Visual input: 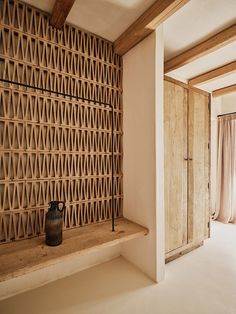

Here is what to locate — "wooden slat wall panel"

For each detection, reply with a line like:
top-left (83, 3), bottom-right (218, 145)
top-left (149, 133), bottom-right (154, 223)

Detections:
top-left (0, 0), bottom-right (123, 243)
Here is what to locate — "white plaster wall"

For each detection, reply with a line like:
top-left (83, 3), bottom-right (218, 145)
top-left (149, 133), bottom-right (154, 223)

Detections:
top-left (210, 92), bottom-right (236, 213)
top-left (221, 92), bottom-right (236, 114)
top-left (122, 28), bottom-right (165, 282)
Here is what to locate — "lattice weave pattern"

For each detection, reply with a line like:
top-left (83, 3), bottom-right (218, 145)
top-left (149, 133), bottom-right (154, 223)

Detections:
top-left (0, 0), bottom-right (123, 243)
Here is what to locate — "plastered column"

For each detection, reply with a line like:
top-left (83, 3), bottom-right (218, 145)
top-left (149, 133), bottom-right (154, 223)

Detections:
top-left (122, 27), bottom-right (165, 282)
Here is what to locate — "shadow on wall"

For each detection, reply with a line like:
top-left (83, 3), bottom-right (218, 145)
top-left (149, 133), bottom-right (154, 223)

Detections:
top-left (0, 257), bottom-right (154, 314)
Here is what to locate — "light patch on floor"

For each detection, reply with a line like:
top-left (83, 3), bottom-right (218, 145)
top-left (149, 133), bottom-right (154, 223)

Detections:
top-left (0, 221), bottom-right (236, 314)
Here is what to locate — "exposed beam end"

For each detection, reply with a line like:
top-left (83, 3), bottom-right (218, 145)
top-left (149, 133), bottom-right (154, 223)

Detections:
top-left (114, 0), bottom-right (190, 56)
top-left (50, 0), bottom-right (76, 29)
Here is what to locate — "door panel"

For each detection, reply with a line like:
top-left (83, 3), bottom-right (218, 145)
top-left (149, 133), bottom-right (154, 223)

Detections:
top-left (164, 81), bottom-right (188, 253)
top-left (188, 90), bottom-right (210, 243)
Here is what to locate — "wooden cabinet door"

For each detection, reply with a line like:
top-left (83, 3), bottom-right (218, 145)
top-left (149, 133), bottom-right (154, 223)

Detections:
top-left (164, 81), bottom-right (188, 253)
top-left (188, 90), bottom-right (210, 243)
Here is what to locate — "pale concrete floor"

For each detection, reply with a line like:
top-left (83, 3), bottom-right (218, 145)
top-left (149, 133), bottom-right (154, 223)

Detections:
top-left (1, 221), bottom-right (236, 314)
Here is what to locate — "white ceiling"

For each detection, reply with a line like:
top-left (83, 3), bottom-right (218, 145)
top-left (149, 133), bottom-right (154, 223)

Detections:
top-left (163, 0), bottom-right (236, 93)
top-left (167, 41), bottom-right (236, 82)
top-left (163, 0), bottom-right (236, 60)
top-left (23, 0), bottom-right (156, 41)
top-left (23, 0), bottom-right (236, 93)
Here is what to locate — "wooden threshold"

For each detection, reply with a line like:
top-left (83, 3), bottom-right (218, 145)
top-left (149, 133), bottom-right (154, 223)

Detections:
top-left (0, 218), bottom-right (148, 283)
top-left (165, 241), bottom-right (203, 263)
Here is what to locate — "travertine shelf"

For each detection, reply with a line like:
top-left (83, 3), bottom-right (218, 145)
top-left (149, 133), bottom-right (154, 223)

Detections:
top-left (0, 218), bottom-right (148, 283)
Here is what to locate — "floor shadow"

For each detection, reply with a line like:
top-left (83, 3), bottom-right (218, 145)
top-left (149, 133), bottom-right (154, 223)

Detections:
top-left (0, 257), bottom-right (155, 314)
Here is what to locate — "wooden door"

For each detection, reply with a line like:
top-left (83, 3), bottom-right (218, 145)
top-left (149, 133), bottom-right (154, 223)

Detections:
top-left (188, 90), bottom-right (210, 243)
top-left (164, 81), bottom-right (188, 253)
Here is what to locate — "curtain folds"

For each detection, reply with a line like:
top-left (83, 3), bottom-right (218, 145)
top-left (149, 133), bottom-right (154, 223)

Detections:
top-left (214, 113), bottom-right (236, 223)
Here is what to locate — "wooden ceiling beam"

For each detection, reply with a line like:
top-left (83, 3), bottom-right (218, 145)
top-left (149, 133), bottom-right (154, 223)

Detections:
top-left (189, 61), bottom-right (236, 86)
top-left (114, 0), bottom-right (190, 56)
top-left (212, 84), bottom-right (236, 97)
top-left (165, 24), bottom-right (236, 73)
top-left (50, 0), bottom-right (76, 29)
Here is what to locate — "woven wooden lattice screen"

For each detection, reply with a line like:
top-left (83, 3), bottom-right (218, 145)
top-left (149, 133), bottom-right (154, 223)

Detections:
top-left (0, 0), bottom-right (123, 243)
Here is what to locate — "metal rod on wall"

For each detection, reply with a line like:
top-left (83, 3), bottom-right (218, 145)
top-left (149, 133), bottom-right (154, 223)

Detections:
top-left (0, 79), bottom-right (112, 107)
top-left (0, 78), bottom-right (116, 232)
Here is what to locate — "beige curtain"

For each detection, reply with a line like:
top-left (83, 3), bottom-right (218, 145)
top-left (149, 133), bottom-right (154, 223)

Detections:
top-left (214, 113), bottom-right (236, 223)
